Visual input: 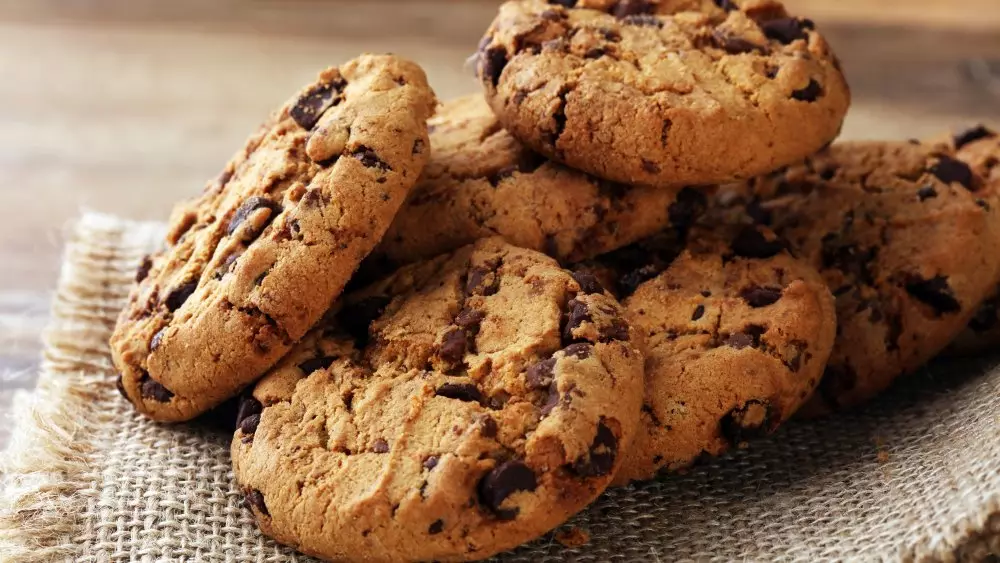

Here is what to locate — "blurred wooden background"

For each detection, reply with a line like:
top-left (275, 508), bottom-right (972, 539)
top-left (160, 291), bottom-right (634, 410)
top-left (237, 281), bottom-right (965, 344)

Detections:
top-left (1, 0), bottom-right (999, 446)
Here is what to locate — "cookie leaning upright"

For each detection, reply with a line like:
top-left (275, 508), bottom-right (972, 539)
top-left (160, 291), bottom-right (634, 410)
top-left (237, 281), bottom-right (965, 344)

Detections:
top-left (747, 139), bottom-right (1000, 414)
top-left (231, 238), bottom-right (645, 562)
top-left (110, 55), bottom-right (436, 422)
top-left (371, 94), bottom-right (709, 269)
top-left (475, 0), bottom-right (849, 187)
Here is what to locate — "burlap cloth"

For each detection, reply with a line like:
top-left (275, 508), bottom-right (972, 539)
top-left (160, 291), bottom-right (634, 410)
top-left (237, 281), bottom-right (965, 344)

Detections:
top-left (1, 213), bottom-right (998, 562)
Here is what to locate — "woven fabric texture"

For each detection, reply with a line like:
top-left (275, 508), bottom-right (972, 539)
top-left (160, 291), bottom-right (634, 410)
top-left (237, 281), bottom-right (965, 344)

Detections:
top-left (1, 213), bottom-right (998, 562)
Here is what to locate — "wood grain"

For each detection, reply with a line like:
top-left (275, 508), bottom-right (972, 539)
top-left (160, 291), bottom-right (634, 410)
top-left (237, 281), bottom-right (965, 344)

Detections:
top-left (1, 0), bottom-right (998, 447)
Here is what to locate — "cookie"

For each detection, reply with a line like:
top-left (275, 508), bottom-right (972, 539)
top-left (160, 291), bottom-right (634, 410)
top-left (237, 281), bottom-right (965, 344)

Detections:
top-left (110, 55), bottom-right (437, 422)
top-left (475, 0), bottom-right (849, 187)
top-left (940, 125), bottom-right (1000, 356)
top-left (369, 94), bottom-right (709, 270)
top-left (579, 225), bottom-right (835, 484)
top-left (744, 140), bottom-right (1000, 415)
top-left (231, 238), bottom-right (645, 562)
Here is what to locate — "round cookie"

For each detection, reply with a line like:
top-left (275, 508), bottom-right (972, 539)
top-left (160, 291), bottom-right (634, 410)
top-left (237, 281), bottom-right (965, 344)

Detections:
top-left (582, 225), bottom-right (835, 484)
top-left (370, 94), bottom-right (709, 271)
top-left (476, 0), bottom-right (849, 187)
top-left (231, 238), bottom-right (645, 562)
top-left (110, 55), bottom-right (437, 422)
top-left (745, 140), bottom-right (1000, 415)
top-left (940, 125), bottom-right (1000, 356)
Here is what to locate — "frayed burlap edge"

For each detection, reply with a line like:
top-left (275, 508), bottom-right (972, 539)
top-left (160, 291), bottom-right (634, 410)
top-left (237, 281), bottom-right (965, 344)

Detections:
top-left (0, 213), bottom-right (162, 563)
top-left (0, 212), bottom-right (997, 562)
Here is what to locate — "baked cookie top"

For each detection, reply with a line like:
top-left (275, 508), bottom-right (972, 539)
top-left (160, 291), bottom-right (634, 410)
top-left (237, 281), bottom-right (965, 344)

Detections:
top-left (578, 225), bottom-right (835, 483)
top-left (231, 238), bottom-right (645, 562)
top-left (370, 94), bottom-right (708, 270)
top-left (748, 139), bottom-right (1000, 414)
top-left (110, 55), bottom-right (436, 422)
top-left (940, 125), bottom-right (1000, 356)
top-left (476, 0), bottom-right (849, 187)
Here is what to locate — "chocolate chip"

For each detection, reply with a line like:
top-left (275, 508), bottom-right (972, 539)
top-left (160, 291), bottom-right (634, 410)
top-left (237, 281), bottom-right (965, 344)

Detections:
top-left (478, 415), bottom-right (499, 438)
top-left (298, 356), bottom-right (336, 374)
top-left (164, 281), bottom-right (197, 312)
top-left (668, 188), bottom-right (709, 234)
top-left (454, 308), bottom-right (485, 334)
top-left (238, 413), bottom-right (261, 438)
top-left (115, 375), bottom-right (129, 400)
top-left (466, 265), bottom-right (501, 296)
top-left (917, 185), bottom-right (938, 201)
top-left (439, 328), bottom-right (468, 364)
top-left (600, 318), bottom-right (629, 342)
top-left (373, 438), bottom-right (390, 453)
top-left (353, 146), bottom-right (393, 171)
top-left (135, 255), bottom-right (153, 283)
top-left (244, 488), bottom-right (270, 516)
top-left (791, 79), bottom-right (823, 102)
top-left (953, 125), bottom-right (996, 149)
top-left (563, 299), bottom-right (592, 341)
top-left (719, 399), bottom-right (773, 445)
top-left (731, 227), bottom-right (784, 259)
top-left (572, 271), bottom-right (605, 295)
top-left (478, 460), bottom-right (537, 519)
top-left (337, 295), bottom-right (391, 346)
top-left (713, 30), bottom-right (766, 55)
top-left (435, 383), bottom-right (483, 403)
top-left (621, 14), bottom-right (663, 27)
top-left (525, 357), bottom-right (557, 389)
top-left (969, 298), bottom-right (999, 332)
top-left (692, 305), bottom-right (705, 321)
top-left (481, 46), bottom-right (509, 87)
top-left (149, 328), bottom-right (166, 352)
top-left (761, 18), bottom-right (810, 44)
top-left (290, 77), bottom-right (346, 130)
top-left (228, 196), bottom-right (282, 237)
top-left (236, 393), bottom-right (263, 431)
top-left (428, 519), bottom-right (445, 534)
top-left (540, 384), bottom-right (561, 416)
top-left (570, 420), bottom-right (617, 477)
top-left (822, 238), bottom-right (877, 285)
top-left (139, 374), bottom-right (174, 403)
top-left (563, 343), bottom-right (593, 359)
top-left (547, 0), bottom-right (576, 6)
top-left (905, 275), bottom-right (961, 315)
top-left (726, 324), bottom-right (765, 349)
top-left (612, 0), bottom-right (654, 17)
top-left (740, 286), bottom-right (783, 307)
top-left (714, 0), bottom-right (737, 10)
top-left (929, 156), bottom-right (975, 190)
top-left (641, 159), bottom-right (661, 174)
top-left (423, 456), bottom-right (439, 470)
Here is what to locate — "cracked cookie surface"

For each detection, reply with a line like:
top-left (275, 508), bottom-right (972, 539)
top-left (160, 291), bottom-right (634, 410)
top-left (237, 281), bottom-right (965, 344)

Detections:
top-left (579, 225), bottom-right (835, 484)
top-left (476, 0), bottom-right (849, 187)
top-left (744, 140), bottom-right (1000, 415)
top-left (369, 94), bottom-right (708, 271)
top-left (231, 238), bottom-right (644, 562)
top-left (110, 54), bottom-right (436, 422)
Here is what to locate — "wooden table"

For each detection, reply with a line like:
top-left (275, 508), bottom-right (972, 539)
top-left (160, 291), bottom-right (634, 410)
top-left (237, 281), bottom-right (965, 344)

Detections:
top-left (2, 0), bottom-right (998, 447)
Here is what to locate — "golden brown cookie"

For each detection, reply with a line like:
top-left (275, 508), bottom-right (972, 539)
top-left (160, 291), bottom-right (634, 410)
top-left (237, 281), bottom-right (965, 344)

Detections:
top-left (579, 226), bottom-right (835, 484)
top-left (744, 139), bottom-right (1000, 415)
top-left (110, 55), bottom-right (436, 422)
top-left (476, 0), bottom-right (849, 187)
top-left (369, 94), bottom-right (709, 271)
top-left (231, 238), bottom-right (645, 562)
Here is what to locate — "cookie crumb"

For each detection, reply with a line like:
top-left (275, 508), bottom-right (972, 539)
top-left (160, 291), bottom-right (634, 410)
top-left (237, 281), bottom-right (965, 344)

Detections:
top-left (554, 526), bottom-right (590, 548)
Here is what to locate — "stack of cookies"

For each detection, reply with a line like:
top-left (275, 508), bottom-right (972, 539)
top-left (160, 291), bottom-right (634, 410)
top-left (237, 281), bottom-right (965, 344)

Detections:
top-left (108, 1), bottom-right (1000, 561)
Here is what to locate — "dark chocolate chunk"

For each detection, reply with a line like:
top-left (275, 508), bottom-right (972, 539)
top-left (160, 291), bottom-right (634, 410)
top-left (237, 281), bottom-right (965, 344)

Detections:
top-left (373, 438), bottom-right (390, 454)
top-left (352, 146), bottom-right (393, 171)
top-left (692, 304), bottom-right (706, 321)
top-left (435, 383), bottom-right (483, 403)
top-left (572, 271), bottom-right (605, 295)
top-left (149, 328), bottom-right (166, 352)
top-left (570, 420), bottom-right (617, 477)
top-left (438, 328), bottom-right (468, 364)
top-left (478, 415), bottom-right (499, 438)
top-left (726, 324), bottom-right (766, 349)
top-left (481, 46), bottom-right (510, 87)
top-left (905, 275), bottom-right (961, 315)
top-left (621, 14), bottom-right (663, 27)
top-left (337, 295), bottom-right (391, 346)
top-left (713, 30), bottom-right (766, 55)
top-left (164, 281), bottom-right (197, 313)
top-left (953, 125), bottom-right (996, 149)
top-left (612, 0), bottom-right (654, 18)
top-left (731, 226), bottom-right (784, 259)
top-left (139, 374), bottom-right (174, 403)
top-left (740, 285), bottom-right (783, 307)
top-left (135, 255), bottom-right (153, 283)
top-left (761, 17), bottom-right (811, 44)
top-left (454, 308), bottom-right (485, 334)
top-left (929, 156), bottom-right (975, 190)
top-left (428, 519), bottom-right (445, 534)
top-left (719, 399), bottom-right (773, 445)
top-left (668, 188), bottom-right (709, 234)
top-left (290, 77), bottom-right (346, 130)
top-left (563, 299), bottom-right (592, 341)
top-left (227, 196), bottom-right (282, 237)
top-left (477, 460), bottom-right (537, 519)
top-left (525, 357), bottom-right (557, 389)
top-left (791, 79), bottom-right (822, 102)
top-left (244, 488), bottom-right (270, 516)
top-left (298, 356), bottom-right (337, 374)
top-left (917, 185), bottom-right (938, 201)
top-left (600, 317), bottom-right (630, 342)
top-left (563, 343), bottom-right (593, 359)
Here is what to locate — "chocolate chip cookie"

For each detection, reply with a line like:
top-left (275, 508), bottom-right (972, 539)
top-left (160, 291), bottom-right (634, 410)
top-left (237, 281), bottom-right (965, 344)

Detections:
top-left (110, 55), bottom-right (437, 422)
top-left (476, 0), bottom-right (849, 187)
top-left (579, 225), bottom-right (835, 484)
top-left (231, 238), bottom-right (645, 561)
top-left (369, 94), bottom-right (709, 272)
top-left (940, 125), bottom-right (1000, 356)
top-left (744, 140), bottom-right (1000, 414)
